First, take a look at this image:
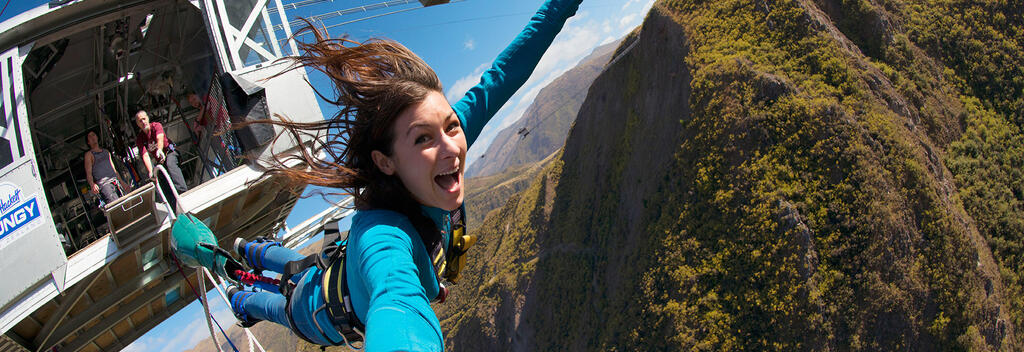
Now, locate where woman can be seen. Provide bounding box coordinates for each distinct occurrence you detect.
[84,131,128,205]
[226,0,583,350]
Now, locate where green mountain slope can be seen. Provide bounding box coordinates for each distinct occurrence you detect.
[438,0,1024,350]
[464,151,561,227]
[466,40,619,179]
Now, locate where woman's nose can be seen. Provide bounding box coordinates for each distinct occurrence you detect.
[438,133,460,159]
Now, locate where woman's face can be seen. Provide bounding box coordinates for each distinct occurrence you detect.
[372,91,467,211]
[87,132,99,148]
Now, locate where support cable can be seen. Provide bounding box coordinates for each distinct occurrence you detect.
[205,267,267,352]
[170,253,241,352]
[0,0,11,18]
[269,0,334,13]
[321,5,420,31]
[274,0,417,31]
[198,268,227,352]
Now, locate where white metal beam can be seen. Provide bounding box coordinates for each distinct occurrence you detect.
[281,197,353,248]
[200,0,233,71]
[0,225,167,335]
[260,7,283,57]
[212,0,244,70]
[273,0,298,56]
[228,0,270,56]
[37,261,169,349]
[241,35,277,62]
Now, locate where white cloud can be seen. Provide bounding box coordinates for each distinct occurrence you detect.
[445,62,489,103]
[619,14,638,29]
[622,0,655,12]
[621,0,643,11]
[497,105,529,132]
[159,319,214,352]
[121,340,152,352]
[566,9,588,26]
[463,37,475,51]
[615,0,655,39]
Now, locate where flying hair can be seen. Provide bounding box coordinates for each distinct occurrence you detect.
[241,22,445,246]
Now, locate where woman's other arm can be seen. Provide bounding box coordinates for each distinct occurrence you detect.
[355,223,444,352]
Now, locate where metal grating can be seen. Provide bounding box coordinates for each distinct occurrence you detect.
[0,334,28,352]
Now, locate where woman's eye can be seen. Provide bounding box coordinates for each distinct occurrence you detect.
[415,135,429,144]
[446,121,460,132]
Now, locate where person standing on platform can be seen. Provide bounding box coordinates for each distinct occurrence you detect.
[135,110,187,201]
[84,131,127,205]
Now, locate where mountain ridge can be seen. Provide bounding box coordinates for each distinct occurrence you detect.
[440,0,1024,350]
[466,40,619,179]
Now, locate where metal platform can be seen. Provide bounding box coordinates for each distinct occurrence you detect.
[2,160,304,352]
[0,0,464,350]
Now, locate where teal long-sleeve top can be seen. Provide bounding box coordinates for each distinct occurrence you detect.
[343,1,583,351]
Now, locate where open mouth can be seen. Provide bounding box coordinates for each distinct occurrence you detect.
[434,167,461,192]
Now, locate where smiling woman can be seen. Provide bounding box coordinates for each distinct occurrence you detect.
[373,92,467,212]
[218,0,586,350]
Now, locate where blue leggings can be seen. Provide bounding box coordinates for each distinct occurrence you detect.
[229,240,346,345]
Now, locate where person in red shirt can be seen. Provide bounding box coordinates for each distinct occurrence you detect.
[135,110,187,195]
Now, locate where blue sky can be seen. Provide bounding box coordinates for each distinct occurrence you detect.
[2,0,654,350]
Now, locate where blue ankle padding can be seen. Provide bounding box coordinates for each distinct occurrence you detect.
[245,243,257,269]
[230,291,243,317]
[231,291,253,321]
[243,240,281,271]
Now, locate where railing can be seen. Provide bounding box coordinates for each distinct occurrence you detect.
[152,164,180,222]
[281,196,355,249]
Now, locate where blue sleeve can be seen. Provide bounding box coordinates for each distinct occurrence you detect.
[452,0,583,147]
[355,223,444,352]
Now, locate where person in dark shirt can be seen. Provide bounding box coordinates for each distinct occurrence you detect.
[84,131,127,205]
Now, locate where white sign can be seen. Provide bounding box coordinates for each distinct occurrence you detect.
[0,182,43,250]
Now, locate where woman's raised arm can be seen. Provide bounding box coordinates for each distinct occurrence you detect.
[452,0,584,147]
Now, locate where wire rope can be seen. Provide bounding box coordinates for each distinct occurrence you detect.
[275,0,418,31]
[0,0,11,18]
[170,253,242,352]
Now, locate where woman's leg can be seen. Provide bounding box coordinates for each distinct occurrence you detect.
[228,269,343,346]
[229,289,289,326]
[235,238,305,274]
[287,269,349,346]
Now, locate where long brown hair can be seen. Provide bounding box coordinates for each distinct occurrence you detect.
[255,25,444,246]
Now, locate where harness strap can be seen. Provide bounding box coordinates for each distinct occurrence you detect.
[321,222,366,345]
[278,224,346,296]
[322,249,366,335]
[278,255,317,296]
[440,205,475,284]
[274,221,363,347]
[275,209,474,347]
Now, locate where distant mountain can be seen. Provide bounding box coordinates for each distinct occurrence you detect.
[466,39,620,179]
[438,0,1024,350]
[184,321,296,352]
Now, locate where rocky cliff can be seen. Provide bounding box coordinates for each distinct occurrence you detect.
[438,0,1024,350]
